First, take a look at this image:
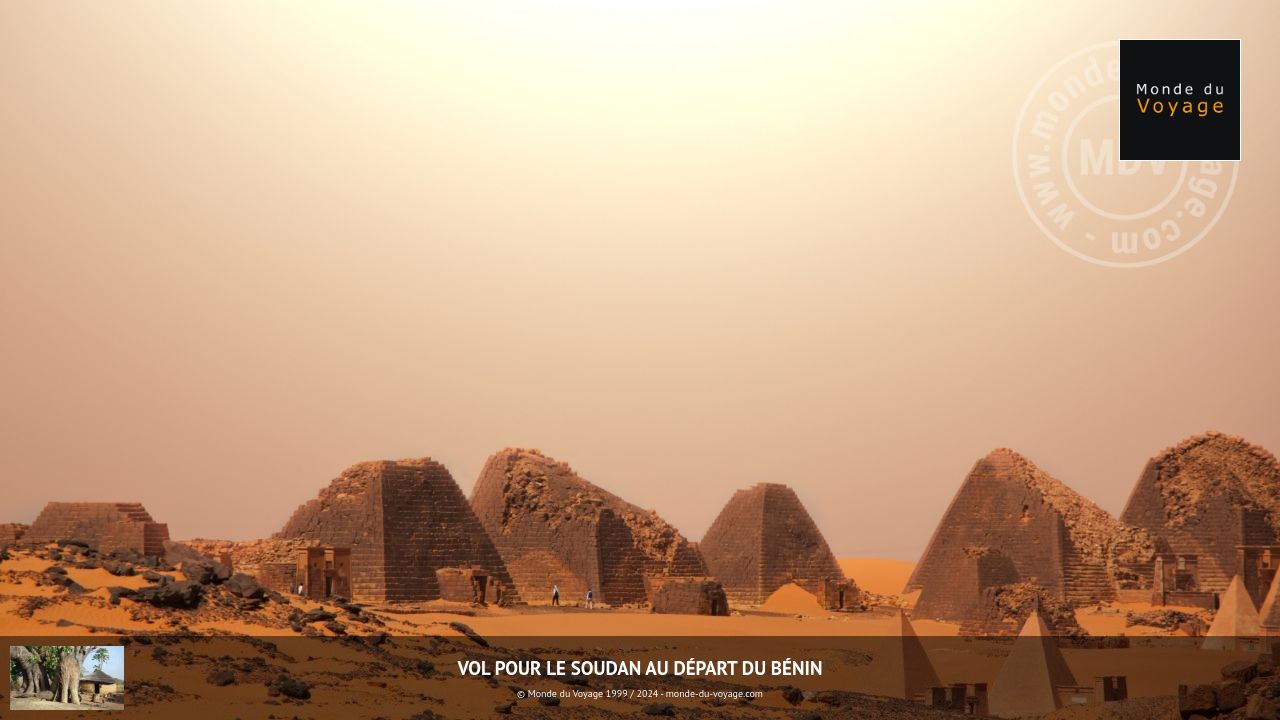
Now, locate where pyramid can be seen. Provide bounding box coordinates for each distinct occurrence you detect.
[1121,432,1280,595]
[278,457,518,603]
[907,449,1154,621]
[0,523,26,551]
[699,483,849,605]
[1203,575,1262,650]
[469,449,705,605]
[987,611,1078,718]
[1260,569,1280,632]
[24,502,169,558]
[874,610,942,700]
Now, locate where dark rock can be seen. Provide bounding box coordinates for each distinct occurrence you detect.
[780,686,803,705]
[207,669,236,687]
[300,608,336,624]
[1179,684,1217,717]
[132,580,203,609]
[58,538,91,549]
[182,559,232,585]
[324,620,346,635]
[143,570,170,584]
[1224,660,1261,683]
[494,702,514,714]
[267,675,311,701]
[104,561,136,577]
[641,703,675,716]
[448,621,488,647]
[1215,680,1246,712]
[537,695,560,707]
[1245,693,1279,720]
[224,573,265,599]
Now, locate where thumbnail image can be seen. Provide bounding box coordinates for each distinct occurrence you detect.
[9,645,124,711]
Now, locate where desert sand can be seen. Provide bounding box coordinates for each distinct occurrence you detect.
[839,558,915,597]
[1,544,1266,720]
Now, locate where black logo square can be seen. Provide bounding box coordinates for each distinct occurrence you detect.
[1120,39,1240,161]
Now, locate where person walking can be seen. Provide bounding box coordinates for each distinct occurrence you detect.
[551,584,560,606]
[586,588,594,610]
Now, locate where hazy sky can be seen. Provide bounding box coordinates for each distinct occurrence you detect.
[2,2,1278,561]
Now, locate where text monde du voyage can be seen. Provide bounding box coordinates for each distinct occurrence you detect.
[1135,82,1228,118]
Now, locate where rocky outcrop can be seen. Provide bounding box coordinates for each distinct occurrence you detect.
[470,448,705,605]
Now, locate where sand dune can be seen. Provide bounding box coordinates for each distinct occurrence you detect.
[839,557,915,597]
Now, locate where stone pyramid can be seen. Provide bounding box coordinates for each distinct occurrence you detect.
[875,610,942,700]
[1259,569,1280,632]
[24,502,169,558]
[699,483,848,605]
[0,523,27,551]
[907,449,1154,622]
[987,611,1078,718]
[469,448,705,605]
[1121,432,1280,595]
[278,457,518,603]
[1203,575,1262,651]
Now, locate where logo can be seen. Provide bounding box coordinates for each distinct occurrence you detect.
[1013,42,1238,268]
[1119,39,1240,161]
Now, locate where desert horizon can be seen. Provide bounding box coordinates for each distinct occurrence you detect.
[2,428,1264,562]
[0,425,1259,561]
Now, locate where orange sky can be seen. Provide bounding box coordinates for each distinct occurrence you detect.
[2,2,1278,559]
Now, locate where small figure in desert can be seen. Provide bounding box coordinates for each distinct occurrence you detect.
[551,584,560,606]
[586,588,594,609]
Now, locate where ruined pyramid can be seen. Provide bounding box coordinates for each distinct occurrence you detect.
[469,448,706,605]
[1121,432,1280,595]
[1203,575,1262,651]
[278,458,519,603]
[699,483,850,606]
[24,502,169,559]
[907,448,1155,622]
[988,611,1079,718]
[0,523,27,551]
